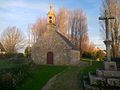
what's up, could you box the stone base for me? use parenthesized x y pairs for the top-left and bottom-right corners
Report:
(84, 61), (120, 89)
(96, 69), (120, 77)
(89, 73), (120, 87)
(104, 61), (117, 70)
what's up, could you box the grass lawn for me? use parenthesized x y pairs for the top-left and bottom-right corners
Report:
(0, 60), (66, 90)
(0, 58), (104, 90)
(17, 65), (66, 90)
(0, 60), (15, 69)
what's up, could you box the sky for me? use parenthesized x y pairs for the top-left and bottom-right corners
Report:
(0, 0), (105, 50)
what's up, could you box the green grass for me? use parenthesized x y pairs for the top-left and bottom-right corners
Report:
(1, 58), (120, 90)
(0, 60), (15, 69)
(46, 60), (103, 90)
(79, 60), (103, 90)
(16, 60), (103, 90)
(17, 65), (66, 90)
(0, 58), (104, 90)
(48, 66), (82, 90)
(0, 60), (66, 90)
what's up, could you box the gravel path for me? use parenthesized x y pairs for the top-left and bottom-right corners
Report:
(42, 61), (88, 90)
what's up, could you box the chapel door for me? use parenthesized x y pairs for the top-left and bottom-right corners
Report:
(47, 52), (53, 64)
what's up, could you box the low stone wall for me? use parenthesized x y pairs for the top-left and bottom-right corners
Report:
(70, 50), (80, 65)
(107, 78), (120, 87)
(89, 73), (106, 85)
(104, 61), (117, 70)
(96, 69), (120, 77)
(89, 73), (120, 87)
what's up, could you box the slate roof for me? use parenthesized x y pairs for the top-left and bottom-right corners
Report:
(0, 42), (5, 51)
(56, 31), (77, 50)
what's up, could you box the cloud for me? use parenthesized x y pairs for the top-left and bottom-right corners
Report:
(0, 0), (50, 13)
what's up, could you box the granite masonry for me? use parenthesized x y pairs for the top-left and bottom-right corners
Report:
(31, 4), (80, 65)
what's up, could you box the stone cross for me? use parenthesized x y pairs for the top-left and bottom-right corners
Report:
(99, 10), (115, 61)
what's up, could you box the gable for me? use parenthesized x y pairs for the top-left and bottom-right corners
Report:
(35, 29), (72, 50)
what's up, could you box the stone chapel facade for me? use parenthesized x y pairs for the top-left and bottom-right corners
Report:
(31, 4), (80, 65)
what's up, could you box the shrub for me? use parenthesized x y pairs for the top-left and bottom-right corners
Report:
(0, 64), (29, 90)
(0, 54), (6, 59)
(111, 57), (120, 62)
(5, 53), (16, 58)
(94, 50), (105, 60)
(16, 53), (24, 58)
(0, 72), (14, 90)
(24, 47), (31, 58)
(82, 51), (92, 58)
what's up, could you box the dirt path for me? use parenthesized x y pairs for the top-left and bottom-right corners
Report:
(42, 62), (88, 90)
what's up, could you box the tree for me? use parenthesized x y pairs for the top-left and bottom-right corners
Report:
(1, 26), (25, 53)
(56, 9), (89, 57)
(24, 46), (31, 58)
(100, 0), (120, 57)
(30, 18), (46, 44)
(69, 9), (89, 56)
(56, 8), (69, 37)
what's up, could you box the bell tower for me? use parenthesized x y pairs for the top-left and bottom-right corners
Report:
(47, 3), (56, 25)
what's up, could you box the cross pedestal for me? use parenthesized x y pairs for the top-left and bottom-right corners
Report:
(99, 10), (116, 70)
(104, 61), (117, 70)
(99, 10), (115, 62)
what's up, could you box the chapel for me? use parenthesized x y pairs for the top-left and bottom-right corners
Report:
(31, 3), (80, 65)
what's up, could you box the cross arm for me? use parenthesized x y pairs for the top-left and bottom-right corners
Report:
(99, 17), (106, 20)
(99, 17), (115, 20)
(108, 17), (115, 19)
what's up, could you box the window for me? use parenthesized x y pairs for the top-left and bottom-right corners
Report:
(49, 20), (52, 23)
(49, 16), (52, 19)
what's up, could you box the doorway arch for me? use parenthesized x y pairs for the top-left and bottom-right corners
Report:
(47, 52), (53, 64)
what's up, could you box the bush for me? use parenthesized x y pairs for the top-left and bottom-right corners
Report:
(0, 64), (29, 90)
(82, 51), (92, 58)
(82, 50), (105, 61)
(16, 53), (24, 58)
(0, 53), (25, 60)
(0, 73), (14, 90)
(0, 54), (6, 59)
(5, 53), (16, 58)
(24, 47), (31, 58)
(94, 50), (105, 60)
(111, 57), (120, 62)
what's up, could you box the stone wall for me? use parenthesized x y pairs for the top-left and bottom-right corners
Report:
(70, 50), (80, 65)
(96, 69), (120, 77)
(31, 24), (80, 65)
(89, 73), (120, 87)
(89, 73), (106, 85)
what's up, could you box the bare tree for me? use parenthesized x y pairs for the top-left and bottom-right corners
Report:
(57, 9), (89, 57)
(88, 42), (96, 53)
(100, 0), (120, 57)
(30, 18), (46, 44)
(69, 9), (89, 56)
(1, 26), (25, 53)
(56, 8), (69, 38)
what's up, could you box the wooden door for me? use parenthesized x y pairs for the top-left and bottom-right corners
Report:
(47, 52), (53, 64)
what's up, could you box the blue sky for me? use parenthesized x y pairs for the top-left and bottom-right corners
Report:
(0, 0), (105, 49)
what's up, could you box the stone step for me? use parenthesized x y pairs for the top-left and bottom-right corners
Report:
(96, 69), (120, 77)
